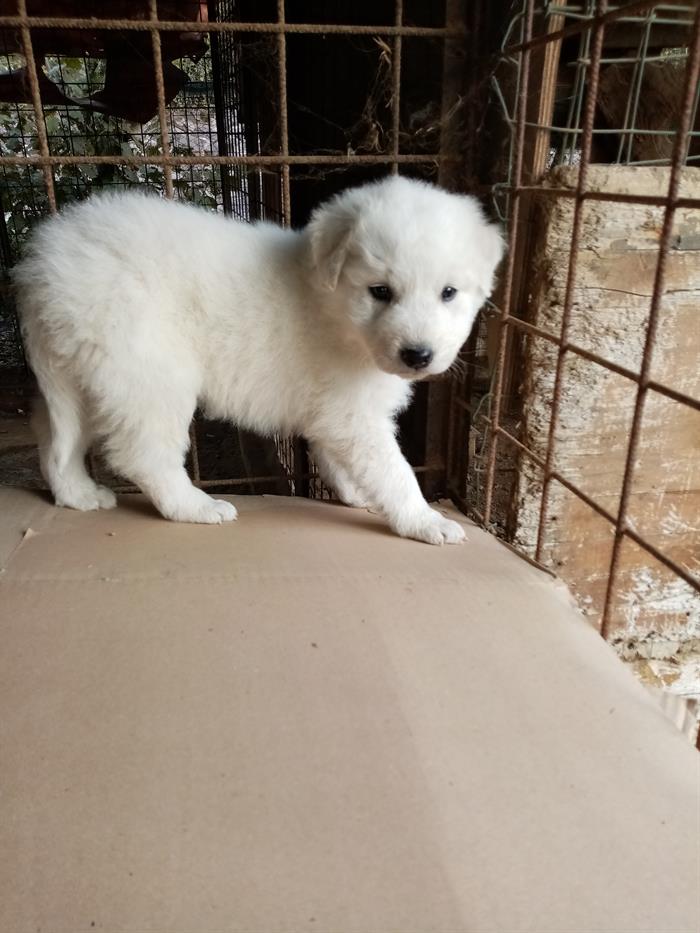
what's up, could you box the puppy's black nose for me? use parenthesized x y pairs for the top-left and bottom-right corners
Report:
(400, 346), (433, 370)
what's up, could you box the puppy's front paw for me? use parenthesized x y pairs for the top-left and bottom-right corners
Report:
(211, 498), (238, 522)
(396, 509), (466, 546)
(192, 498), (238, 524)
(164, 494), (238, 525)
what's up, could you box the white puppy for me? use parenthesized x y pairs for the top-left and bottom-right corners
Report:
(15, 175), (503, 545)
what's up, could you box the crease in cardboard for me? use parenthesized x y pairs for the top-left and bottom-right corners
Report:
(1, 515), (52, 573)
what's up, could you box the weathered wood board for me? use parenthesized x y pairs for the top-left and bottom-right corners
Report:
(513, 166), (699, 681)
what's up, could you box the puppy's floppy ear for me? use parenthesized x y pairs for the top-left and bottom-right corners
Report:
(456, 195), (506, 296)
(306, 200), (355, 291)
(483, 222), (506, 271)
(477, 220), (506, 295)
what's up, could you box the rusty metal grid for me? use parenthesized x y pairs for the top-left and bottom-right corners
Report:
(459, 0), (700, 639)
(0, 1), (462, 207)
(0, 0), (459, 498)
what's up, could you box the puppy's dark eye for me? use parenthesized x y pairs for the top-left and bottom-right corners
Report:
(441, 285), (457, 302)
(369, 284), (393, 303)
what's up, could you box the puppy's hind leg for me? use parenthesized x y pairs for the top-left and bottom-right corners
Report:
(32, 373), (116, 511)
(101, 384), (237, 525)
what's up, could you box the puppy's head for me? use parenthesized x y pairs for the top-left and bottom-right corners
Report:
(306, 176), (504, 378)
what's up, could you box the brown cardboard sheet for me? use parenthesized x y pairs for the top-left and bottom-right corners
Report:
(0, 487), (698, 933)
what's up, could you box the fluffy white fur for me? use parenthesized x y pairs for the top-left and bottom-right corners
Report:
(15, 175), (503, 545)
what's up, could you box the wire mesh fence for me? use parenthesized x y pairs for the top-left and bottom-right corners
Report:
(448, 0), (699, 645)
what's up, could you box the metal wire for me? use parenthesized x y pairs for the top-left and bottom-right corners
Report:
(483, 0), (535, 524)
(504, 0), (675, 54)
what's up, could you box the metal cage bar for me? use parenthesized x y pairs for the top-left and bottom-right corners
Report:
(534, 0), (609, 563)
(276, 0), (290, 222)
(390, 0), (404, 176)
(483, 0), (535, 524)
(0, 152), (457, 168)
(0, 15), (466, 37)
(15, 0), (56, 211)
(149, 0), (174, 199)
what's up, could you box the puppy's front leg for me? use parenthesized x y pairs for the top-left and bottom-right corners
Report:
(310, 442), (371, 508)
(317, 422), (465, 545)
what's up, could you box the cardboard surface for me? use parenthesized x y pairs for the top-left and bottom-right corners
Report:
(1, 487), (698, 933)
